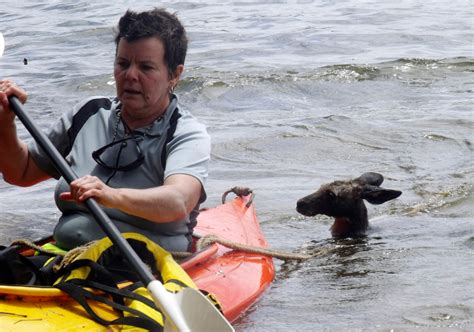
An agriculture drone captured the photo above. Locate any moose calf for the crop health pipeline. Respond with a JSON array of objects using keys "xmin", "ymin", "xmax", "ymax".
[{"xmin": 296, "ymin": 172, "xmax": 402, "ymax": 238}]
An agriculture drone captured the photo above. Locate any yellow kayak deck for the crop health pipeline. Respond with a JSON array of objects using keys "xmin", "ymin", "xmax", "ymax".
[{"xmin": 0, "ymin": 285, "xmax": 120, "ymax": 331}]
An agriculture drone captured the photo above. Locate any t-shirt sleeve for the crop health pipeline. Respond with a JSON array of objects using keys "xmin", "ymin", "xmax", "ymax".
[
  {"xmin": 27, "ymin": 106, "xmax": 75, "ymax": 179},
  {"xmin": 164, "ymin": 117, "xmax": 211, "ymax": 190}
]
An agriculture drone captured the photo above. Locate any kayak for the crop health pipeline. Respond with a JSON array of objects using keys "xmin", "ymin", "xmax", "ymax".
[{"xmin": 0, "ymin": 189, "xmax": 275, "ymax": 331}]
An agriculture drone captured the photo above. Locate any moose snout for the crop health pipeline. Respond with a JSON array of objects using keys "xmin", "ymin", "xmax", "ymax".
[{"xmin": 296, "ymin": 197, "xmax": 314, "ymax": 216}]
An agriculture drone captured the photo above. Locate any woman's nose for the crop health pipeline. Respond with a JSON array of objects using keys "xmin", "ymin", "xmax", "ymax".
[{"xmin": 125, "ymin": 64, "xmax": 139, "ymax": 80}]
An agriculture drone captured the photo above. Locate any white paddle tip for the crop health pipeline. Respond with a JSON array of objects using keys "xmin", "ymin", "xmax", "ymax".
[
  {"xmin": 147, "ymin": 280, "xmax": 234, "ymax": 332},
  {"xmin": 0, "ymin": 33, "xmax": 4, "ymax": 57}
]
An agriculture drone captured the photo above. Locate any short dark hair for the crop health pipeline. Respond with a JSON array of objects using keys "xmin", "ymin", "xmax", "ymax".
[{"xmin": 115, "ymin": 8, "xmax": 188, "ymax": 77}]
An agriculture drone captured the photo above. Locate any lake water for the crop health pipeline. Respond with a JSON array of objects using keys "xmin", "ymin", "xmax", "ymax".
[{"xmin": 0, "ymin": 1, "xmax": 473, "ymax": 331}]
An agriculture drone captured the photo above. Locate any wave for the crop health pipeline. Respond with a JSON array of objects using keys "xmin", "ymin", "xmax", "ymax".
[
  {"xmin": 179, "ymin": 57, "xmax": 474, "ymax": 92},
  {"xmin": 67, "ymin": 56, "xmax": 472, "ymax": 95},
  {"xmin": 402, "ymin": 182, "xmax": 474, "ymax": 217}
]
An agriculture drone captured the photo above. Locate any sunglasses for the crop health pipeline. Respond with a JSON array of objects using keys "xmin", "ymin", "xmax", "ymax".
[{"xmin": 92, "ymin": 136, "xmax": 144, "ymax": 172}]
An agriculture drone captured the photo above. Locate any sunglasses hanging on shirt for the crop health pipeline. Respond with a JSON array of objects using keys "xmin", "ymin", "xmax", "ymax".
[{"xmin": 92, "ymin": 136, "xmax": 145, "ymax": 172}]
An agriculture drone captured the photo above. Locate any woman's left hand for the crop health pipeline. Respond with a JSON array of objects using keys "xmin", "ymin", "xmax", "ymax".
[
  {"xmin": 60, "ymin": 173, "xmax": 202, "ymax": 224},
  {"xmin": 60, "ymin": 175, "xmax": 117, "ymax": 208}
]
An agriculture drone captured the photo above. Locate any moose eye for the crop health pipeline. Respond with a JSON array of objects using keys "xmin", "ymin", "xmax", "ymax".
[{"xmin": 327, "ymin": 190, "xmax": 336, "ymax": 198}]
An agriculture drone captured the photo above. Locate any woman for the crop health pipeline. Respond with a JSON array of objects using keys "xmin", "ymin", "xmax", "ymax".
[{"xmin": 0, "ymin": 8, "xmax": 210, "ymax": 252}]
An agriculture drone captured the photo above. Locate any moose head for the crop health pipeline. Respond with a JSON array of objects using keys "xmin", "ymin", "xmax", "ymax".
[{"xmin": 296, "ymin": 172, "xmax": 402, "ymax": 238}]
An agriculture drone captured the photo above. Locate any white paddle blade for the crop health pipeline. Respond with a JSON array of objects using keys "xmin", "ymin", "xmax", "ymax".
[
  {"xmin": 0, "ymin": 33, "xmax": 4, "ymax": 57},
  {"xmin": 165, "ymin": 288, "xmax": 234, "ymax": 332},
  {"xmin": 148, "ymin": 280, "xmax": 234, "ymax": 332}
]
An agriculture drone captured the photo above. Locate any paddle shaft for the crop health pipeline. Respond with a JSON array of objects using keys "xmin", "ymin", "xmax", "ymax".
[{"xmin": 8, "ymin": 96, "xmax": 155, "ymax": 285}]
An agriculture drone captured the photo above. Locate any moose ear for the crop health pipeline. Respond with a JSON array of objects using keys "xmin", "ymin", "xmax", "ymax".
[
  {"xmin": 356, "ymin": 172, "xmax": 384, "ymax": 186},
  {"xmin": 361, "ymin": 185, "xmax": 402, "ymax": 205}
]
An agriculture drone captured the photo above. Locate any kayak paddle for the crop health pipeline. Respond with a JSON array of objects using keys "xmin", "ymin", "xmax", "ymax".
[{"xmin": 0, "ymin": 34, "xmax": 234, "ymax": 332}]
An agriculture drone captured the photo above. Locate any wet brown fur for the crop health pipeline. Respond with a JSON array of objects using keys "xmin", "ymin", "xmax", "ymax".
[{"xmin": 296, "ymin": 172, "xmax": 402, "ymax": 238}]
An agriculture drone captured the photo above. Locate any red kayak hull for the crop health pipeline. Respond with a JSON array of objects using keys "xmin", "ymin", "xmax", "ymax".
[{"xmin": 187, "ymin": 194, "xmax": 275, "ymax": 322}]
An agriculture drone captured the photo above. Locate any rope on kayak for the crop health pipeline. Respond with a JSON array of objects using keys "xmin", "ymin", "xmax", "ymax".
[
  {"xmin": 222, "ymin": 186, "xmax": 255, "ymax": 208},
  {"xmin": 53, "ymin": 241, "xmax": 98, "ymax": 272},
  {"xmin": 11, "ymin": 239, "xmax": 66, "ymax": 256},
  {"xmin": 12, "ymin": 235, "xmax": 320, "ymax": 265},
  {"xmin": 11, "ymin": 238, "xmax": 99, "ymax": 272},
  {"xmin": 196, "ymin": 186, "xmax": 321, "ymax": 261},
  {"xmin": 194, "ymin": 234, "xmax": 320, "ymax": 261}
]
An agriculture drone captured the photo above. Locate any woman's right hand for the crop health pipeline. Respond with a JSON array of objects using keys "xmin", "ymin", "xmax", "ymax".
[
  {"xmin": 0, "ymin": 79, "xmax": 28, "ymax": 127},
  {"xmin": 0, "ymin": 79, "xmax": 50, "ymax": 186}
]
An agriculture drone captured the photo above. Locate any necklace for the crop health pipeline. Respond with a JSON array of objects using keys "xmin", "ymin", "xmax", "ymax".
[{"xmin": 112, "ymin": 110, "xmax": 163, "ymax": 142}]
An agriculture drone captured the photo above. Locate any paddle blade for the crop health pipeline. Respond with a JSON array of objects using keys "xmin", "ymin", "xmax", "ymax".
[
  {"xmin": 148, "ymin": 280, "xmax": 234, "ymax": 332},
  {"xmin": 165, "ymin": 288, "xmax": 234, "ymax": 332},
  {"xmin": 0, "ymin": 33, "xmax": 4, "ymax": 57}
]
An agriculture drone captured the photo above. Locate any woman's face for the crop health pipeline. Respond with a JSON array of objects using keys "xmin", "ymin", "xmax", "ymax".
[{"xmin": 114, "ymin": 37, "xmax": 179, "ymax": 123}]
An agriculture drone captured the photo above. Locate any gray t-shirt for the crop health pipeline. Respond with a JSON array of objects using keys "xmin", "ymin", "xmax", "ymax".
[{"xmin": 28, "ymin": 95, "xmax": 210, "ymax": 251}]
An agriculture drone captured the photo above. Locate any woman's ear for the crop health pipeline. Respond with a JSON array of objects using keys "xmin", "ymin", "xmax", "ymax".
[{"xmin": 171, "ymin": 64, "xmax": 184, "ymax": 88}]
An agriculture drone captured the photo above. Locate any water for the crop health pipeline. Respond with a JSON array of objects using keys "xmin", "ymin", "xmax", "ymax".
[{"xmin": 0, "ymin": 1, "xmax": 473, "ymax": 330}]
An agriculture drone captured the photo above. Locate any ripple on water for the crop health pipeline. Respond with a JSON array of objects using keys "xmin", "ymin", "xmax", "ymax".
[
  {"xmin": 403, "ymin": 304, "xmax": 473, "ymax": 329},
  {"xmin": 464, "ymin": 236, "xmax": 474, "ymax": 250}
]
